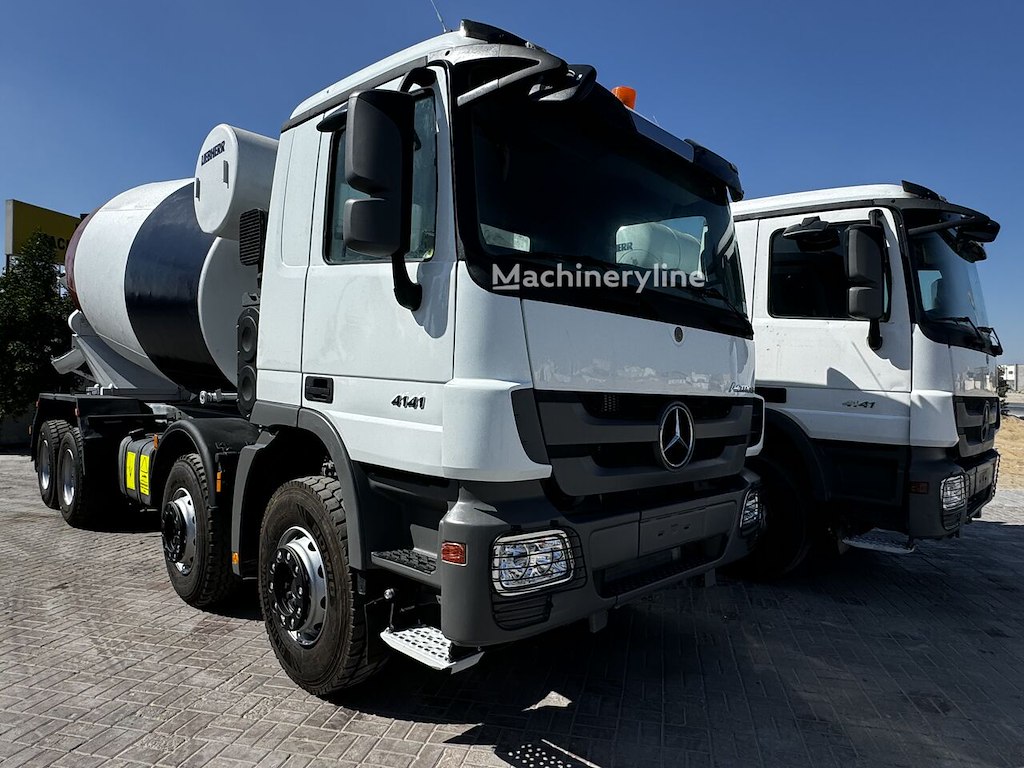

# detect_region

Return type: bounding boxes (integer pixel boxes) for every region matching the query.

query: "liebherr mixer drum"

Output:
[64,125,278,396]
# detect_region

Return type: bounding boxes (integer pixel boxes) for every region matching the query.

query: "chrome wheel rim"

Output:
[38,439,51,493]
[60,447,76,507]
[268,525,327,647]
[162,489,198,575]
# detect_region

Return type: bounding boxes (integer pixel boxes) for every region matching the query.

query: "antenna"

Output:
[428,0,450,32]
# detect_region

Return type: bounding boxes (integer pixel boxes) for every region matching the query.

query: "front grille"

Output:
[953,396,999,458]
[531,391,755,498]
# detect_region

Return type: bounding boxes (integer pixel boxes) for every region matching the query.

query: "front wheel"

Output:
[259,476,386,695]
[729,458,814,580]
[161,453,236,607]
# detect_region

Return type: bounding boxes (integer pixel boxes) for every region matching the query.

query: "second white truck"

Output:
[732,181,1001,576]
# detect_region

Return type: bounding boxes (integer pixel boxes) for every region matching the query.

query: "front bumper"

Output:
[437,470,760,647]
[907,447,999,538]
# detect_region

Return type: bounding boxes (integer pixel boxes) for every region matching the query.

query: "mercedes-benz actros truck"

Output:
[730,181,1000,577]
[31,21,764,694]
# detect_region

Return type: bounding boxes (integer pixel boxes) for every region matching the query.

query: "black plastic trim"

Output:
[249,400,299,428]
[756,386,787,404]
[510,388,549,464]
[153,417,260,509]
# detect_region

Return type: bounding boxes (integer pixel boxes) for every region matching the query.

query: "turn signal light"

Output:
[909,481,929,495]
[441,541,467,566]
[612,85,637,109]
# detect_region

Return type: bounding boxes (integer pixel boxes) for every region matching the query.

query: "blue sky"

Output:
[2,1,1021,357]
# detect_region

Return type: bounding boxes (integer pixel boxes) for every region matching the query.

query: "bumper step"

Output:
[380,626,483,673]
[371,548,437,574]
[842,530,916,554]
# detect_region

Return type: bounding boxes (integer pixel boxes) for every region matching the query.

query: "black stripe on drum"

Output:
[124,183,232,394]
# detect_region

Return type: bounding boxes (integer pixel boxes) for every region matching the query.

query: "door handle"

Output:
[304,376,334,404]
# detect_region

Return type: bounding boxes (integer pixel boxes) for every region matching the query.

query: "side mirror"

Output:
[343,89,422,310]
[845,224,885,321]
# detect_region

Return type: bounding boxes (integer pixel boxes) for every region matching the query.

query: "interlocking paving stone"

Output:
[3,453,1024,766]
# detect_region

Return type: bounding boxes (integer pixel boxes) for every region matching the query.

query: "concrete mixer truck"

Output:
[31,20,765,694]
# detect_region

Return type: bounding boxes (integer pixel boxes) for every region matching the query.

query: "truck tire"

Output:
[37,419,71,510]
[161,453,236,607]
[730,457,813,580]
[259,476,386,695]
[57,427,97,528]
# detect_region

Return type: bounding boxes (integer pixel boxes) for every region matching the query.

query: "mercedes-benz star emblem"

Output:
[981,402,992,442]
[658,402,695,470]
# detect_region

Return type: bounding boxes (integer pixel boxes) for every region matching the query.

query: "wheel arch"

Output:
[152,417,260,512]
[232,407,370,579]
[31,397,78,466]
[759,408,830,503]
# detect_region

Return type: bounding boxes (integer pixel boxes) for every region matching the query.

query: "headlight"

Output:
[940,474,967,511]
[491,530,574,595]
[740,488,764,532]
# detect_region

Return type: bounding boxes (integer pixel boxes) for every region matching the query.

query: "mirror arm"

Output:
[392,254,422,311]
[867,319,882,351]
[906,215,988,238]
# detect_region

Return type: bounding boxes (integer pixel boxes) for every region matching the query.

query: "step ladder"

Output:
[380,626,483,673]
[842,529,916,554]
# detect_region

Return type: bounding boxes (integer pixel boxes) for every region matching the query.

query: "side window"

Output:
[324,91,437,264]
[768,222,889,319]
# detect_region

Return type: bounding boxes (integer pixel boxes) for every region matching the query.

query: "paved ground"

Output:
[2,454,1024,768]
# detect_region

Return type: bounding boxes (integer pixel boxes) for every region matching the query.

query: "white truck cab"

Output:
[37,20,765,694]
[732,181,1000,575]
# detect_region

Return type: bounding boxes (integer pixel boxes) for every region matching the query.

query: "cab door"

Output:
[301,69,456,476]
[752,206,912,445]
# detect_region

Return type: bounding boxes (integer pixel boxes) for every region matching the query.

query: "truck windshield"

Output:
[455,87,750,338]
[905,208,997,354]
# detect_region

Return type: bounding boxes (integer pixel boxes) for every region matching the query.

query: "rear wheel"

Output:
[57,427,96,528]
[730,457,814,579]
[36,420,71,510]
[161,453,236,607]
[259,476,386,695]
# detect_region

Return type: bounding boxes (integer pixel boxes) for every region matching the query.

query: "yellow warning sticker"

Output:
[126,452,136,491]
[139,454,150,498]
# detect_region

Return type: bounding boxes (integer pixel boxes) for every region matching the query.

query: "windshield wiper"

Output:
[979,324,1003,355]
[930,315,1000,351]
[688,284,746,319]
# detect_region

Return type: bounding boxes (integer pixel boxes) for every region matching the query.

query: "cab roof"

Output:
[731,184,916,219]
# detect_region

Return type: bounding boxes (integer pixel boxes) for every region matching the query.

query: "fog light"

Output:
[740,488,764,532]
[940,474,967,511]
[492,530,573,595]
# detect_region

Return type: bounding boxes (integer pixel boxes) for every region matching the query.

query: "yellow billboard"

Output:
[4,200,82,264]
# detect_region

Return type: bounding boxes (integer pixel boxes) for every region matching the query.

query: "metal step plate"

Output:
[842,530,916,554]
[380,626,483,673]
[371,548,437,574]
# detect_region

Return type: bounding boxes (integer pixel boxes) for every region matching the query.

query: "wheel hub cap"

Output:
[39,439,51,492]
[267,526,327,647]
[161,489,197,575]
[60,447,75,507]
